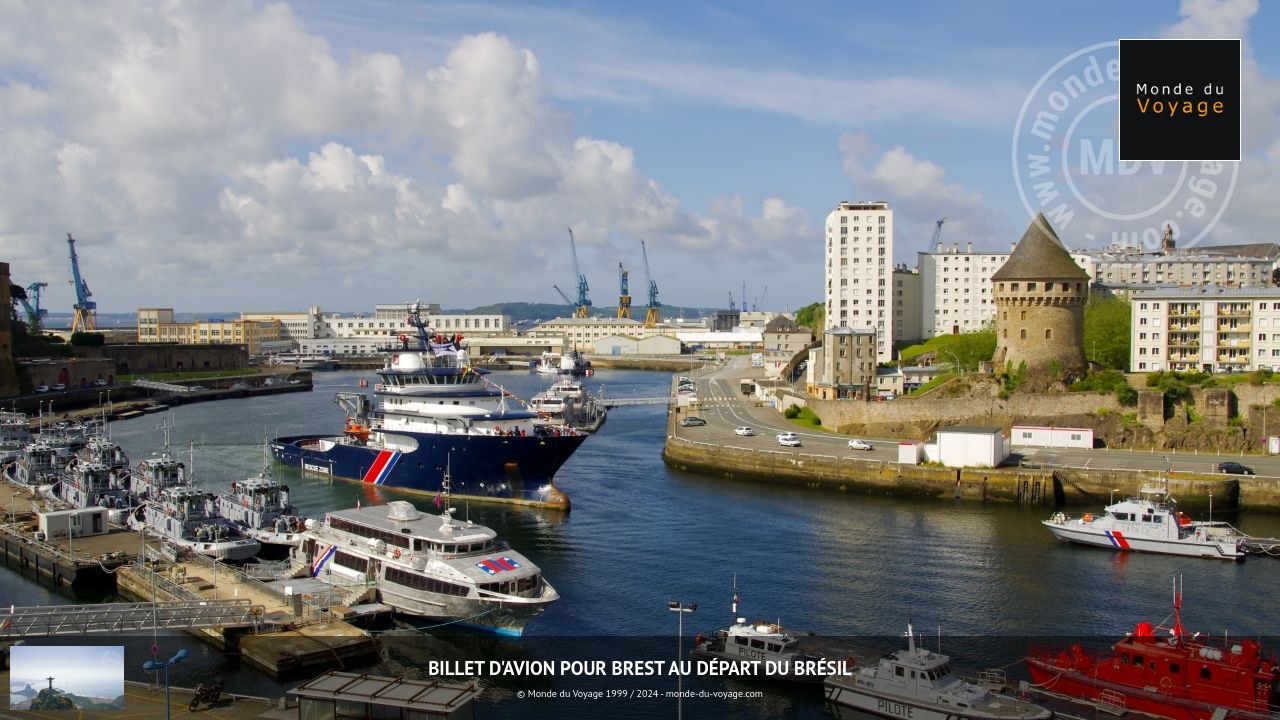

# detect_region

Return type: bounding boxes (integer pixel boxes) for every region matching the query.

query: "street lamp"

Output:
[668,601,697,720]
[941,350,964,375]
[143,648,188,720]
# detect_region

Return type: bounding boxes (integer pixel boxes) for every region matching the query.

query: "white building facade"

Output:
[1129,287,1280,373]
[825,201,893,361]
[917,244,1096,339]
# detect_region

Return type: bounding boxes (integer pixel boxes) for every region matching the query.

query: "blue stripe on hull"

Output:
[270,432,585,503]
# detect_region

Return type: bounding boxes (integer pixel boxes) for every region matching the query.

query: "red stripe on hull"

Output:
[1112,530,1131,550]
[362,451,392,483]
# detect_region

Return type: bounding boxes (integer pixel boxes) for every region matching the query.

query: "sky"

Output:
[0,0,1277,315]
[9,644,125,698]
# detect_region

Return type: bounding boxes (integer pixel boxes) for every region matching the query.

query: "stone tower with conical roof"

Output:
[991,214,1089,373]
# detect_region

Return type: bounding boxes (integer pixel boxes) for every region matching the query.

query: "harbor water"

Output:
[5,369,1280,719]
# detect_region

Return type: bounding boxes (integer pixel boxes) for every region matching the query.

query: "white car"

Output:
[734,427,754,436]
[778,436,801,447]
[847,439,873,451]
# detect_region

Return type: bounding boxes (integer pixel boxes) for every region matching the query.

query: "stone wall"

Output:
[20,358,117,387]
[806,391,1118,439]
[91,344,248,374]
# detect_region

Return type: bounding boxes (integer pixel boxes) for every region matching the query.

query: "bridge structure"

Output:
[0,599,264,638]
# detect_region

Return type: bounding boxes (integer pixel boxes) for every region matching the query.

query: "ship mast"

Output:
[1171,575,1186,639]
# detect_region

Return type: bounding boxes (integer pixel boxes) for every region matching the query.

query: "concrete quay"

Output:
[114,556,381,679]
[663,357,1280,512]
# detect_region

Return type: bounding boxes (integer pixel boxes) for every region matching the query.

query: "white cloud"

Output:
[0,1,807,311]
[838,132,1010,257]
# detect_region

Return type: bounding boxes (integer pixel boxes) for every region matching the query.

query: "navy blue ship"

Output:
[271,303,587,508]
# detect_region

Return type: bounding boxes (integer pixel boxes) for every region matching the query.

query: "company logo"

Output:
[1012,41,1237,251]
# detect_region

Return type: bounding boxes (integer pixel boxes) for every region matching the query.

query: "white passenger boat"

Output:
[1043,484,1245,560]
[825,622,1051,720]
[299,468,558,636]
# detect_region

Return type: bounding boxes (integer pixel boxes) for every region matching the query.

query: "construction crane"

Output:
[567,227,591,318]
[553,285,575,308]
[931,217,946,249]
[640,240,661,328]
[67,233,96,333]
[754,285,768,313]
[728,290,736,312]
[616,263,632,320]
[13,282,48,332]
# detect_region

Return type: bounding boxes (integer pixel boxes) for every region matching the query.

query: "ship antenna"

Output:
[1172,575,1186,639]
[906,619,916,653]
[732,573,739,617]
[440,454,452,516]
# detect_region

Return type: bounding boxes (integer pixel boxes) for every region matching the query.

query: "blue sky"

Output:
[9,644,124,698]
[0,0,1276,314]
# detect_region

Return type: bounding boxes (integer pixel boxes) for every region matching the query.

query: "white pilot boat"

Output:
[1043,484,1246,560]
[298,467,558,636]
[826,622,1051,720]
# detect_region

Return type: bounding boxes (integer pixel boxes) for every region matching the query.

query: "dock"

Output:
[114,551,382,678]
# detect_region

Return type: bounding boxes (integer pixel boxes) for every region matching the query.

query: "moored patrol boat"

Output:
[128,485,260,561]
[826,622,1051,720]
[211,468,304,555]
[298,465,558,636]
[1043,484,1246,560]
[692,582,832,683]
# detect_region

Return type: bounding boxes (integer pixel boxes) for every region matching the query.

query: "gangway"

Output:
[599,397,666,408]
[0,599,263,638]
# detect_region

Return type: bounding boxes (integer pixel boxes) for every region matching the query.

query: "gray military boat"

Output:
[825,622,1051,720]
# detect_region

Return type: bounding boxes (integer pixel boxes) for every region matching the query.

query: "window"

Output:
[1045,329,1052,339]
[1020,329,1027,339]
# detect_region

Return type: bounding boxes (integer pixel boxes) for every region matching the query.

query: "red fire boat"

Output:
[1026,580,1278,720]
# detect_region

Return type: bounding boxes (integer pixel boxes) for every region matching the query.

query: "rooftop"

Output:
[292,671,478,715]
[938,425,1003,436]
[1132,286,1280,299]
[991,213,1090,281]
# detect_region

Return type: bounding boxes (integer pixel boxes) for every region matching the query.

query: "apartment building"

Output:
[1129,287,1280,373]
[825,201,893,361]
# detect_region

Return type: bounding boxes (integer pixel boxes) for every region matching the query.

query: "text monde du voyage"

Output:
[1134,83,1228,118]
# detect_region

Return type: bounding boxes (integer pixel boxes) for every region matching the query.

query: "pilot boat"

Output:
[692,582,831,683]
[826,622,1051,720]
[211,468,304,555]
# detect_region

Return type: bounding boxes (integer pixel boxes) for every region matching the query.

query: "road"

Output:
[670,356,1280,479]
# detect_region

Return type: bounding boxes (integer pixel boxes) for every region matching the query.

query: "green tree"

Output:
[1083,295,1131,370]
[69,332,105,347]
[899,327,995,370]
[794,302,824,332]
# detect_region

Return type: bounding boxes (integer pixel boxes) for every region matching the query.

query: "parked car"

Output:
[34,385,49,393]
[51,383,66,391]
[734,427,755,436]
[92,379,109,387]
[847,439,873,451]
[778,435,802,447]
[680,416,707,427]
[1217,461,1256,475]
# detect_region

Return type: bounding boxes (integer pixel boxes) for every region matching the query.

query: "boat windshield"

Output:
[926,663,954,680]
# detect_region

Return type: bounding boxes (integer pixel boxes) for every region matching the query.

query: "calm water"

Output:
[5,369,1280,718]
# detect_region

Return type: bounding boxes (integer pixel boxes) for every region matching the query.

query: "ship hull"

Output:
[1025,658,1271,720]
[826,677,1051,720]
[270,432,586,508]
[1043,522,1243,560]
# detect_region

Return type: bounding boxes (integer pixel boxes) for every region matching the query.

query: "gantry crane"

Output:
[616,263,632,320]
[567,228,591,318]
[640,240,661,328]
[13,282,48,331]
[67,233,97,333]
[553,285,575,308]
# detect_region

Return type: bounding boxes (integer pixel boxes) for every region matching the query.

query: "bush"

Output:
[69,332,105,347]
[1251,368,1274,386]
[1115,385,1138,406]
[783,405,800,419]
[1071,369,1129,393]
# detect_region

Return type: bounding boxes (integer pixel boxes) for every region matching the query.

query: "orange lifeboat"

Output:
[344,419,371,442]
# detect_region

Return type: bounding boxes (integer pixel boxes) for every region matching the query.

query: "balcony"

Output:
[1216,324,1250,333]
